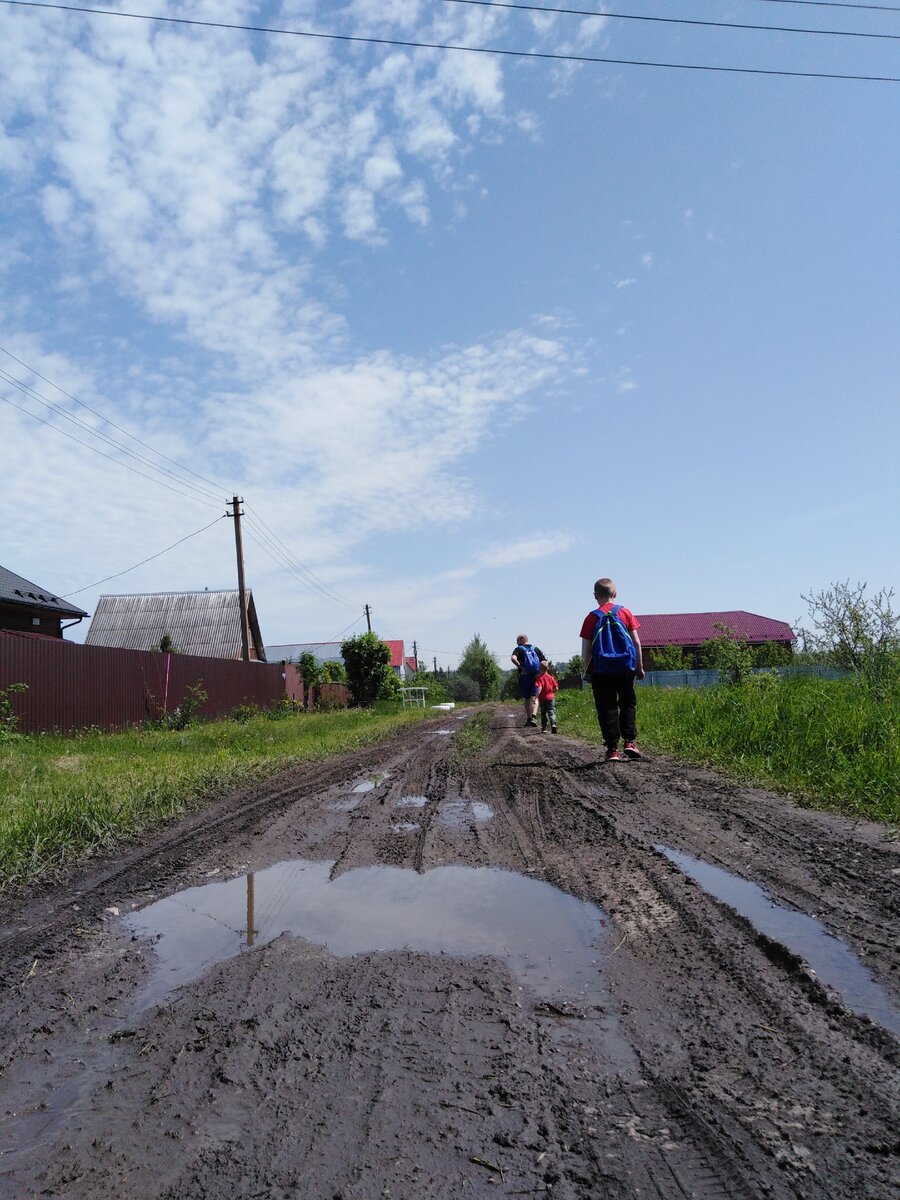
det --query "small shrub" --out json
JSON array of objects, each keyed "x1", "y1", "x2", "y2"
[
  {"x1": 267, "y1": 696, "x2": 304, "y2": 720},
  {"x1": 699, "y1": 624, "x2": 754, "y2": 686},
  {"x1": 230, "y1": 703, "x2": 258, "y2": 724},
  {"x1": 0, "y1": 682, "x2": 28, "y2": 742}
]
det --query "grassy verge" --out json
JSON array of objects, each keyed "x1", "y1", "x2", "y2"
[
  {"x1": 0, "y1": 707, "x2": 429, "y2": 888},
  {"x1": 449, "y1": 709, "x2": 492, "y2": 765},
  {"x1": 556, "y1": 675, "x2": 899, "y2": 825}
]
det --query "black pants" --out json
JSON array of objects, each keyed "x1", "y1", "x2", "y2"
[{"x1": 591, "y1": 671, "x2": 637, "y2": 748}]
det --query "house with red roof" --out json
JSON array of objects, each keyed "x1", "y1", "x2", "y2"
[
  {"x1": 635, "y1": 611, "x2": 796, "y2": 670},
  {"x1": 267, "y1": 639, "x2": 414, "y2": 678}
]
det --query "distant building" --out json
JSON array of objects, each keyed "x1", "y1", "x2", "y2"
[
  {"x1": 268, "y1": 639, "x2": 412, "y2": 678},
  {"x1": 0, "y1": 565, "x2": 88, "y2": 638},
  {"x1": 86, "y1": 590, "x2": 267, "y2": 661},
  {"x1": 636, "y1": 610, "x2": 796, "y2": 670}
]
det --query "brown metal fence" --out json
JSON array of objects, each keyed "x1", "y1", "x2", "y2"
[{"x1": 0, "y1": 631, "x2": 305, "y2": 733}]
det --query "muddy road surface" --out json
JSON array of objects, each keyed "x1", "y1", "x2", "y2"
[{"x1": 1, "y1": 707, "x2": 898, "y2": 1199}]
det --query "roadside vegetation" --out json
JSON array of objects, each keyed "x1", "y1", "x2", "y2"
[
  {"x1": 449, "y1": 709, "x2": 492, "y2": 765},
  {"x1": 0, "y1": 705, "x2": 428, "y2": 889},
  {"x1": 559, "y1": 582, "x2": 900, "y2": 826}
]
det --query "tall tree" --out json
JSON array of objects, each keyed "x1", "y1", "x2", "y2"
[{"x1": 459, "y1": 634, "x2": 500, "y2": 701}]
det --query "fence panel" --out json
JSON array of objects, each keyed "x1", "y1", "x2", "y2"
[
  {"x1": 639, "y1": 664, "x2": 848, "y2": 689},
  {"x1": 0, "y1": 632, "x2": 300, "y2": 733}
]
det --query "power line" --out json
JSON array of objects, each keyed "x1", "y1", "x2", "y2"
[
  {"x1": 244, "y1": 506, "x2": 357, "y2": 609},
  {"x1": 241, "y1": 521, "x2": 361, "y2": 612},
  {"x1": 0, "y1": 366, "x2": 224, "y2": 506},
  {"x1": 0, "y1": 389, "x2": 224, "y2": 510},
  {"x1": 0, "y1": 345, "x2": 225, "y2": 496},
  {"x1": 62, "y1": 515, "x2": 227, "y2": 597},
  {"x1": 439, "y1": 0, "x2": 900, "y2": 41},
  {"x1": 753, "y1": 1, "x2": 900, "y2": 13},
  {"x1": 2, "y1": 0, "x2": 898, "y2": 82}
]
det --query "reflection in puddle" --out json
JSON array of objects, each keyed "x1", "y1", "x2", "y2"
[
  {"x1": 436, "y1": 729, "x2": 452, "y2": 735},
  {"x1": 391, "y1": 823, "x2": 420, "y2": 833},
  {"x1": 441, "y1": 799, "x2": 493, "y2": 827},
  {"x1": 658, "y1": 846, "x2": 900, "y2": 1037},
  {"x1": 397, "y1": 795, "x2": 427, "y2": 808},
  {"x1": 352, "y1": 771, "x2": 390, "y2": 794},
  {"x1": 325, "y1": 797, "x2": 361, "y2": 812},
  {"x1": 127, "y1": 860, "x2": 614, "y2": 1017}
]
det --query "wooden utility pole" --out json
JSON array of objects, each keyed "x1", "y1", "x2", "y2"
[
  {"x1": 433, "y1": 656, "x2": 438, "y2": 673},
  {"x1": 228, "y1": 495, "x2": 251, "y2": 662},
  {"x1": 365, "y1": 604, "x2": 372, "y2": 633},
  {"x1": 412, "y1": 640, "x2": 418, "y2": 670}
]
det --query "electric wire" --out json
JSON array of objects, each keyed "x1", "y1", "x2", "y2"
[
  {"x1": 61, "y1": 515, "x2": 227, "y2": 597},
  {"x1": 439, "y1": 0, "x2": 900, "y2": 41},
  {"x1": 0, "y1": 345, "x2": 225, "y2": 496},
  {"x1": 1, "y1": 0, "x2": 898, "y2": 81},
  {"x1": 0, "y1": 367, "x2": 225, "y2": 507},
  {"x1": 0, "y1": 390, "x2": 224, "y2": 511},
  {"x1": 241, "y1": 522, "x2": 361, "y2": 612},
  {"x1": 753, "y1": 1, "x2": 900, "y2": 13},
  {"x1": 2, "y1": 351, "x2": 360, "y2": 611},
  {"x1": 244, "y1": 506, "x2": 357, "y2": 609}
]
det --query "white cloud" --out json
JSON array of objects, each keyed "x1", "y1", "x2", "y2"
[{"x1": 477, "y1": 532, "x2": 576, "y2": 568}]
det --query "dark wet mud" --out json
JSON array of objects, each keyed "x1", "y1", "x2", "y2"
[{"x1": 1, "y1": 707, "x2": 898, "y2": 1198}]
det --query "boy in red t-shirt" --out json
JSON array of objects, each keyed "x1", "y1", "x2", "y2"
[
  {"x1": 535, "y1": 662, "x2": 559, "y2": 733},
  {"x1": 580, "y1": 577, "x2": 645, "y2": 762}
]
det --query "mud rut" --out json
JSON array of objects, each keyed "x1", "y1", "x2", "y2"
[{"x1": 0, "y1": 707, "x2": 898, "y2": 1199}]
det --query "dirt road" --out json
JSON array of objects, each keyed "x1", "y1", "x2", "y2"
[{"x1": 1, "y1": 707, "x2": 898, "y2": 1199}]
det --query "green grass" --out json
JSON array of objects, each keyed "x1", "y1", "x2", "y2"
[
  {"x1": 449, "y1": 709, "x2": 492, "y2": 764},
  {"x1": 0, "y1": 707, "x2": 429, "y2": 888},
  {"x1": 556, "y1": 674, "x2": 900, "y2": 825}
]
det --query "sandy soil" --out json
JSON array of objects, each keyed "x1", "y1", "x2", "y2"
[{"x1": 0, "y1": 706, "x2": 898, "y2": 1199}]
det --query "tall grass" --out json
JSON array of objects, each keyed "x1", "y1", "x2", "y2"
[
  {"x1": 0, "y1": 707, "x2": 428, "y2": 887},
  {"x1": 557, "y1": 674, "x2": 899, "y2": 824}
]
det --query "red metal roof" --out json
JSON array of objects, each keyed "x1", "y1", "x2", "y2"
[{"x1": 635, "y1": 611, "x2": 795, "y2": 647}]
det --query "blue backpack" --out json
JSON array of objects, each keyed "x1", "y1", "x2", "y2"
[
  {"x1": 590, "y1": 605, "x2": 636, "y2": 674},
  {"x1": 520, "y1": 644, "x2": 541, "y2": 675}
]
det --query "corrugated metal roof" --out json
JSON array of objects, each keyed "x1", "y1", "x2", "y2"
[
  {"x1": 85, "y1": 590, "x2": 266, "y2": 660},
  {"x1": 0, "y1": 565, "x2": 88, "y2": 618},
  {"x1": 268, "y1": 639, "x2": 406, "y2": 668},
  {"x1": 636, "y1": 611, "x2": 796, "y2": 647}
]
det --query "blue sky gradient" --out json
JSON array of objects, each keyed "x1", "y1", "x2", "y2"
[{"x1": 2, "y1": 1, "x2": 898, "y2": 667}]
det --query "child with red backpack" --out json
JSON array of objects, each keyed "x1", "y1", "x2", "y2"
[{"x1": 580, "y1": 578, "x2": 645, "y2": 762}]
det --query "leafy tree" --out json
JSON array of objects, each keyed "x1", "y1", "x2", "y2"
[
  {"x1": 321, "y1": 659, "x2": 347, "y2": 683},
  {"x1": 341, "y1": 632, "x2": 392, "y2": 707},
  {"x1": 296, "y1": 651, "x2": 323, "y2": 689},
  {"x1": 799, "y1": 581, "x2": 900, "y2": 685},
  {"x1": 699, "y1": 624, "x2": 754, "y2": 686},
  {"x1": 649, "y1": 645, "x2": 691, "y2": 672},
  {"x1": 403, "y1": 669, "x2": 450, "y2": 703},
  {"x1": 753, "y1": 640, "x2": 793, "y2": 668},
  {"x1": 500, "y1": 670, "x2": 520, "y2": 701},
  {"x1": 458, "y1": 634, "x2": 500, "y2": 700},
  {"x1": 378, "y1": 667, "x2": 402, "y2": 700},
  {"x1": 444, "y1": 673, "x2": 481, "y2": 702},
  {"x1": 158, "y1": 633, "x2": 177, "y2": 654}
]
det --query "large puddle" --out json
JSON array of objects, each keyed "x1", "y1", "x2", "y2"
[
  {"x1": 659, "y1": 846, "x2": 900, "y2": 1037},
  {"x1": 126, "y1": 860, "x2": 616, "y2": 1019}
]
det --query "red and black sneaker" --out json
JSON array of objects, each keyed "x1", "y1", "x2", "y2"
[
  {"x1": 623, "y1": 742, "x2": 643, "y2": 760},
  {"x1": 605, "y1": 748, "x2": 623, "y2": 762}
]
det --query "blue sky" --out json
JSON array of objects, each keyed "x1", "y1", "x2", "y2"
[{"x1": 2, "y1": 0, "x2": 898, "y2": 669}]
